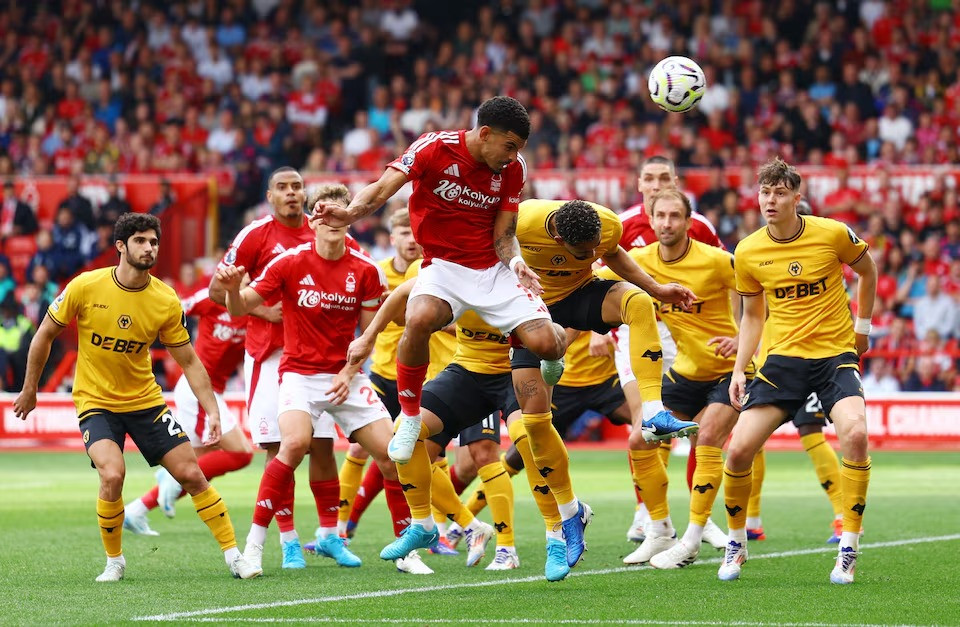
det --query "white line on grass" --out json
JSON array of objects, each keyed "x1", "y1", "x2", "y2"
[
  {"x1": 134, "y1": 534, "x2": 960, "y2": 623},
  {"x1": 171, "y1": 619, "x2": 915, "y2": 626}
]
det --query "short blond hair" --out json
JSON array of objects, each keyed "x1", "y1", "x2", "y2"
[
  {"x1": 389, "y1": 208, "x2": 411, "y2": 230},
  {"x1": 308, "y1": 183, "x2": 351, "y2": 209},
  {"x1": 648, "y1": 189, "x2": 691, "y2": 218}
]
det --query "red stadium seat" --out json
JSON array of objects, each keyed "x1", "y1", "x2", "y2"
[{"x1": 4, "y1": 235, "x2": 38, "y2": 284}]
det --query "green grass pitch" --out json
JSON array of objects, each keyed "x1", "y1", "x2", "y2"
[{"x1": 0, "y1": 449, "x2": 958, "y2": 625}]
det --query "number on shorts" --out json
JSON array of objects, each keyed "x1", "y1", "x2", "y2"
[
  {"x1": 360, "y1": 386, "x2": 379, "y2": 406},
  {"x1": 160, "y1": 411, "x2": 183, "y2": 437},
  {"x1": 805, "y1": 393, "x2": 822, "y2": 414}
]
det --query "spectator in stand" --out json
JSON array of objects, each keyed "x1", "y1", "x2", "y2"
[
  {"x1": 921, "y1": 234, "x2": 950, "y2": 277},
  {"x1": 149, "y1": 179, "x2": 176, "y2": 216},
  {"x1": 861, "y1": 358, "x2": 901, "y2": 395},
  {"x1": 912, "y1": 276, "x2": 957, "y2": 341},
  {"x1": 0, "y1": 296, "x2": 33, "y2": 391},
  {"x1": 55, "y1": 175, "x2": 96, "y2": 231},
  {"x1": 0, "y1": 262, "x2": 14, "y2": 304},
  {"x1": 902, "y1": 356, "x2": 947, "y2": 392},
  {"x1": 942, "y1": 220, "x2": 960, "y2": 260},
  {"x1": 0, "y1": 181, "x2": 38, "y2": 237},
  {"x1": 51, "y1": 205, "x2": 90, "y2": 276},
  {"x1": 100, "y1": 177, "x2": 131, "y2": 224}
]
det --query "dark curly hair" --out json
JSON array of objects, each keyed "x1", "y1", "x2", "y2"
[
  {"x1": 757, "y1": 157, "x2": 802, "y2": 190},
  {"x1": 114, "y1": 212, "x2": 161, "y2": 246},
  {"x1": 555, "y1": 200, "x2": 601, "y2": 246},
  {"x1": 477, "y1": 96, "x2": 530, "y2": 140}
]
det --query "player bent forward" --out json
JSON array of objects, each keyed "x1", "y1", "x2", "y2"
[{"x1": 14, "y1": 212, "x2": 261, "y2": 581}]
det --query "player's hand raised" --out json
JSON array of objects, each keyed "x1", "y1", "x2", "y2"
[
  {"x1": 313, "y1": 201, "x2": 352, "y2": 228},
  {"x1": 707, "y1": 335, "x2": 738, "y2": 358},
  {"x1": 203, "y1": 414, "x2": 222, "y2": 447},
  {"x1": 514, "y1": 260, "x2": 544, "y2": 295},
  {"x1": 728, "y1": 371, "x2": 747, "y2": 411},
  {"x1": 215, "y1": 265, "x2": 246, "y2": 291},
  {"x1": 12, "y1": 388, "x2": 37, "y2": 421},
  {"x1": 653, "y1": 282, "x2": 696, "y2": 310}
]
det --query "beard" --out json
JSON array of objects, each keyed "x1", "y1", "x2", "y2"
[{"x1": 126, "y1": 250, "x2": 156, "y2": 270}]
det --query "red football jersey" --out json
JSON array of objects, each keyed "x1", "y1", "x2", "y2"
[
  {"x1": 219, "y1": 215, "x2": 314, "y2": 361},
  {"x1": 619, "y1": 203, "x2": 725, "y2": 250},
  {"x1": 387, "y1": 130, "x2": 526, "y2": 270},
  {"x1": 250, "y1": 244, "x2": 387, "y2": 376},
  {"x1": 182, "y1": 287, "x2": 247, "y2": 394}
]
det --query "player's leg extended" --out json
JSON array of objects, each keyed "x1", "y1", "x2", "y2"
[
  {"x1": 391, "y1": 295, "x2": 453, "y2": 463},
  {"x1": 466, "y1": 446, "x2": 521, "y2": 516},
  {"x1": 718, "y1": 405, "x2": 785, "y2": 581},
  {"x1": 829, "y1": 395, "x2": 871, "y2": 584},
  {"x1": 623, "y1": 428, "x2": 676, "y2": 565},
  {"x1": 380, "y1": 411, "x2": 444, "y2": 560},
  {"x1": 244, "y1": 410, "x2": 312, "y2": 572},
  {"x1": 510, "y1": 351, "x2": 592, "y2": 571},
  {"x1": 308, "y1": 436, "x2": 339, "y2": 543},
  {"x1": 87, "y1": 436, "x2": 127, "y2": 582},
  {"x1": 506, "y1": 415, "x2": 570, "y2": 582},
  {"x1": 798, "y1": 424, "x2": 845, "y2": 541},
  {"x1": 652, "y1": 403, "x2": 738, "y2": 569},
  {"x1": 160, "y1": 440, "x2": 260, "y2": 579},
  {"x1": 469, "y1": 437, "x2": 517, "y2": 569},
  {"x1": 618, "y1": 371, "x2": 649, "y2": 540},
  {"x1": 338, "y1": 442, "x2": 369, "y2": 535},
  {"x1": 746, "y1": 448, "x2": 766, "y2": 539},
  {"x1": 603, "y1": 283, "x2": 697, "y2": 439}
]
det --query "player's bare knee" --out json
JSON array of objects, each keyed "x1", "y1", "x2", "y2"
[
  {"x1": 372, "y1": 455, "x2": 398, "y2": 480},
  {"x1": 724, "y1": 446, "x2": 754, "y2": 473},
  {"x1": 280, "y1": 437, "x2": 310, "y2": 466},
  {"x1": 842, "y1": 419, "x2": 869, "y2": 459},
  {"x1": 468, "y1": 441, "x2": 500, "y2": 467},
  {"x1": 176, "y1": 466, "x2": 209, "y2": 495},
  {"x1": 627, "y1": 431, "x2": 657, "y2": 450},
  {"x1": 97, "y1": 466, "x2": 125, "y2": 494}
]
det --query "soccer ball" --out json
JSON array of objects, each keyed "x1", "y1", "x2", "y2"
[{"x1": 647, "y1": 56, "x2": 706, "y2": 113}]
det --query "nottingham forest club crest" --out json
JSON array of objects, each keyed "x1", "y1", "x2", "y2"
[
  {"x1": 345, "y1": 272, "x2": 356, "y2": 293},
  {"x1": 490, "y1": 174, "x2": 502, "y2": 192}
]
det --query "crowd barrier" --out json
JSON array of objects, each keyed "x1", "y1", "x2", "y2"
[{"x1": 1, "y1": 393, "x2": 956, "y2": 451}]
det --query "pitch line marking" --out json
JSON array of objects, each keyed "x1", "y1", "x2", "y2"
[
  {"x1": 173, "y1": 620, "x2": 913, "y2": 626},
  {"x1": 133, "y1": 534, "x2": 960, "y2": 622}
]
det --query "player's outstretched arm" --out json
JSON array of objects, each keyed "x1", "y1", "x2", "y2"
[
  {"x1": 494, "y1": 210, "x2": 543, "y2": 294},
  {"x1": 13, "y1": 314, "x2": 65, "y2": 420},
  {"x1": 168, "y1": 342, "x2": 221, "y2": 446},
  {"x1": 849, "y1": 250, "x2": 878, "y2": 356},
  {"x1": 729, "y1": 293, "x2": 765, "y2": 410},
  {"x1": 316, "y1": 168, "x2": 408, "y2": 227},
  {"x1": 603, "y1": 246, "x2": 697, "y2": 308},
  {"x1": 347, "y1": 278, "x2": 415, "y2": 365}
]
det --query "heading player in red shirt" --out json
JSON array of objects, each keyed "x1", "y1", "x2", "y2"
[
  {"x1": 314, "y1": 96, "x2": 596, "y2": 566},
  {"x1": 209, "y1": 168, "x2": 342, "y2": 569},
  {"x1": 122, "y1": 286, "x2": 254, "y2": 534},
  {"x1": 216, "y1": 184, "x2": 415, "y2": 574}
]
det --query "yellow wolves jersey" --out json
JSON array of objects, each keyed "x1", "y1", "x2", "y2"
[
  {"x1": 603, "y1": 240, "x2": 741, "y2": 381},
  {"x1": 557, "y1": 332, "x2": 617, "y2": 387},
  {"x1": 517, "y1": 199, "x2": 623, "y2": 305},
  {"x1": 735, "y1": 215, "x2": 868, "y2": 359},
  {"x1": 370, "y1": 256, "x2": 410, "y2": 380},
  {"x1": 48, "y1": 267, "x2": 190, "y2": 420},
  {"x1": 453, "y1": 309, "x2": 511, "y2": 375},
  {"x1": 405, "y1": 259, "x2": 457, "y2": 380}
]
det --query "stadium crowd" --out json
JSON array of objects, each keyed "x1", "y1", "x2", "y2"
[{"x1": 0, "y1": 0, "x2": 957, "y2": 392}]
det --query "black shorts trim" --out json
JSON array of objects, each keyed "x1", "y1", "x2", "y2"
[
  {"x1": 662, "y1": 369, "x2": 733, "y2": 419},
  {"x1": 79, "y1": 404, "x2": 189, "y2": 467},
  {"x1": 423, "y1": 364, "x2": 516, "y2": 449},
  {"x1": 547, "y1": 278, "x2": 619, "y2": 334},
  {"x1": 550, "y1": 375, "x2": 626, "y2": 438},
  {"x1": 369, "y1": 372, "x2": 400, "y2": 418},
  {"x1": 743, "y1": 353, "x2": 863, "y2": 418}
]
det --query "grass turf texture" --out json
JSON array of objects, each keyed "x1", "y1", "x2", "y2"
[{"x1": 0, "y1": 450, "x2": 957, "y2": 625}]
